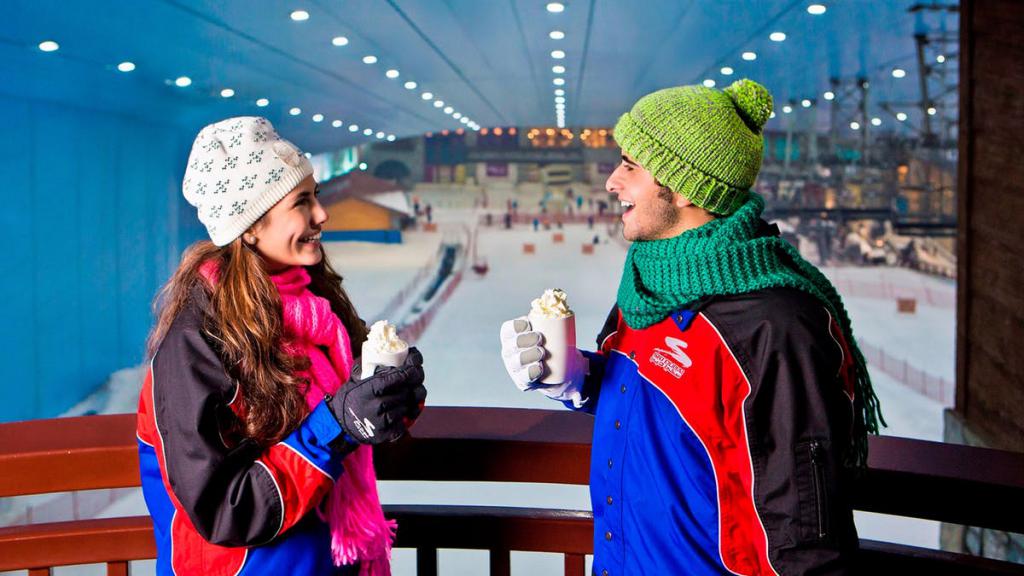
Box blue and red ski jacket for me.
[572,288,859,575]
[136,289,356,575]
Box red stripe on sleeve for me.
[258,443,335,536]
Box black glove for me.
[328,347,426,446]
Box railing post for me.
[564,553,586,576]
[489,548,510,576]
[417,547,438,576]
[106,561,129,576]
[28,569,51,576]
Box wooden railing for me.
[2,407,1023,575]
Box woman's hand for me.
[328,347,426,445]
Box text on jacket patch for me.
[650,337,693,379]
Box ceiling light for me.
[174,76,192,87]
[720,66,733,75]
[349,124,359,132]
[742,51,757,61]
[376,132,385,139]
[927,107,937,115]
[551,50,566,59]
[421,92,433,100]
[554,88,565,96]
[555,96,566,104]
[801,99,811,108]
[404,81,418,90]
[362,55,377,64]
[460,117,469,124]
[871,117,882,126]
[444,106,454,114]
[936,54,946,64]
[434,100,444,108]
[546,2,565,13]
[770,111,776,119]
[117,61,135,73]
[363,128,373,135]
[312,113,324,122]
[290,10,309,21]
[807,4,827,15]
[256,98,270,107]
[332,36,349,46]
[892,68,906,78]
[550,30,565,40]
[850,121,860,130]
[824,91,835,101]
[703,79,716,88]
[332,120,343,127]
[896,112,908,121]
[387,135,396,141]
[359,162,368,170]
[220,88,235,98]
[290,107,302,116]
[552,65,566,74]
[553,78,565,85]
[453,112,462,119]
[385,69,399,79]
[783,105,793,114]
[38,40,59,52]
[770,32,787,42]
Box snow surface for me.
[4,210,961,575]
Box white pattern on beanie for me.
[183,116,313,246]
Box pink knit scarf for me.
[200,262,395,574]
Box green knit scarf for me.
[616,192,884,468]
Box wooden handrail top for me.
[0,516,155,571]
[1,407,1023,531]
[0,413,139,497]
[866,435,1024,490]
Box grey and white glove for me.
[499,317,588,407]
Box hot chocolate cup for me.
[361,341,409,376]
[527,311,576,384]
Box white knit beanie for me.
[183,116,313,246]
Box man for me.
[500,79,882,575]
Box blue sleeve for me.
[560,350,605,415]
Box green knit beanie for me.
[613,79,773,216]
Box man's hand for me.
[500,317,546,390]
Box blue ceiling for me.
[2,1,959,153]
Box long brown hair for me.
[147,239,368,446]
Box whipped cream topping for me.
[530,288,573,319]
[366,320,408,353]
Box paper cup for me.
[527,312,576,384]
[361,342,409,377]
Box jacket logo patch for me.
[650,337,692,379]
[349,408,376,439]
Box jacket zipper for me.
[809,440,828,540]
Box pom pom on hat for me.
[724,78,773,132]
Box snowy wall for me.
[0,94,200,422]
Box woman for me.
[137,116,425,575]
